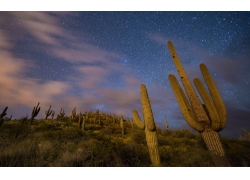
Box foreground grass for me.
[0,118,249,167]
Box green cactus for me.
[0,106,8,126]
[30,102,40,123]
[132,84,161,167]
[167,40,230,166]
[45,105,53,120]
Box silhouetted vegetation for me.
[0,117,249,167]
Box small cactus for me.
[70,107,77,122]
[30,102,40,123]
[45,105,53,120]
[82,116,86,132]
[167,40,230,166]
[132,84,161,167]
[164,115,169,130]
[120,116,124,135]
[78,112,83,128]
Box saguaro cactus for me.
[167,40,230,166]
[30,102,40,123]
[70,107,77,122]
[120,116,124,135]
[51,111,55,120]
[132,84,161,167]
[0,106,8,126]
[57,108,65,121]
[78,112,83,128]
[45,105,53,120]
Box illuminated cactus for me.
[45,105,53,120]
[167,40,230,166]
[0,106,8,126]
[132,84,161,167]
[30,102,40,123]
[120,116,124,135]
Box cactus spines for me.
[45,105,53,120]
[30,102,40,123]
[132,84,161,167]
[167,41,230,166]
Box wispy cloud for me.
[0,12,142,120]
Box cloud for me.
[0,12,143,120]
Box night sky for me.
[0,11,250,139]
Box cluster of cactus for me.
[167,41,230,166]
[30,102,40,123]
[132,84,161,167]
[45,105,53,120]
[0,107,8,126]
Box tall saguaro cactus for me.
[167,40,230,166]
[30,102,40,123]
[132,84,161,167]
[45,105,53,120]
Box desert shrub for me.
[130,129,146,145]
[0,139,38,166]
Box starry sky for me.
[0,11,249,138]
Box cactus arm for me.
[168,74,204,132]
[167,41,210,124]
[45,105,52,119]
[0,106,8,118]
[140,84,156,131]
[132,110,145,130]
[193,78,222,131]
[200,63,227,129]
